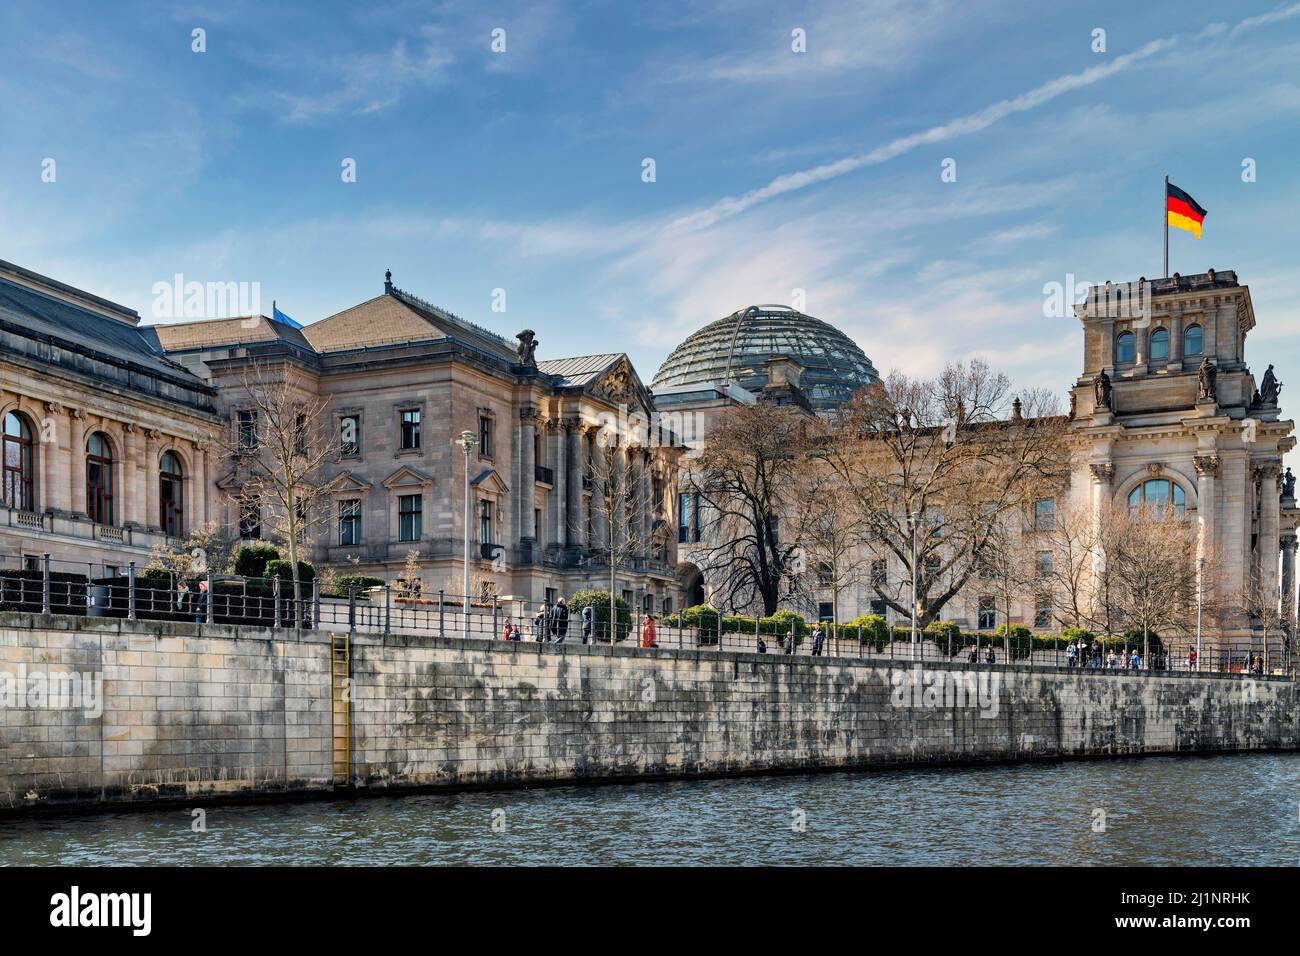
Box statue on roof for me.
[1261,364,1282,404]
[516,329,538,367]
[1283,466,1296,500]
[1198,357,1217,401]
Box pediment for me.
[591,356,653,416]
[332,469,373,493]
[470,468,510,494]
[383,465,434,489]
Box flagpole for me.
[1163,175,1169,278]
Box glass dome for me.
[651,305,878,411]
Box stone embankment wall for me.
[2,612,1296,812]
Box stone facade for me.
[153,273,683,609]
[2,613,1296,812]
[660,270,1296,651]
[0,260,223,574]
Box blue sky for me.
[4,0,1300,407]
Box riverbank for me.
[2,612,1297,815]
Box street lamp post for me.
[909,510,920,660]
[1196,556,1205,671]
[455,430,480,640]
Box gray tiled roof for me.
[0,275,214,404]
[538,353,623,387]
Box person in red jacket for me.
[640,614,658,648]
[501,621,516,641]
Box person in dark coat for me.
[810,626,825,657]
[581,604,594,643]
[194,580,209,625]
[533,605,550,642]
[550,597,570,644]
[757,637,767,654]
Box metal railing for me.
[1,553,1294,680]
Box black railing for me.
[2,553,1295,679]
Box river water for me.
[2,753,1296,866]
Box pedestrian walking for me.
[640,613,658,649]
[175,579,191,618]
[756,637,767,654]
[1066,641,1078,667]
[985,646,995,665]
[810,625,825,657]
[534,605,549,642]
[1188,647,1198,671]
[550,597,570,644]
[194,579,208,625]
[501,621,516,641]
[582,603,594,643]
[783,630,795,655]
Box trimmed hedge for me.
[845,615,889,651]
[329,575,385,600]
[568,590,631,642]
[233,544,280,578]
[265,559,316,583]
[0,568,89,614]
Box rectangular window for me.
[870,558,887,587]
[479,500,492,545]
[340,415,360,456]
[239,503,261,539]
[818,602,834,622]
[677,492,692,543]
[398,494,422,542]
[621,589,633,609]
[1034,597,1052,629]
[1036,550,1053,576]
[534,507,542,544]
[662,596,673,615]
[237,410,257,449]
[978,596,996,630]
[544,587,558,605]
[478,415,493,458]
[870,599,887,616]
[294,412,307,455]
[1033,498,1055,531]
[339,499,361,546]
[924,554,941,578]
[400,409,421,450]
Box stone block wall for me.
[2,612,1297,813]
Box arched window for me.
[1149,328,1169,361]
[160,451,184,537]
[3,412,34,511]
[1184,324,1203,357]
[86,432,114,525]
[1115,331,1136,364]
[1127,478,1187,517]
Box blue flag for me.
[273,304,302,329]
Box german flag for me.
[1167,182,1207,238]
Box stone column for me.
[195,440,210,527]
[121,424,139,527]
[1256,461,1282,602]
[1135,324,1149,372]
[69,409,87,518]
[1088,462,1114,578]
[143,430,161,531]
[1194,454,1219,564]
[564,418,582,548]
[586,425,607,553]
[550,421,565,551]
[1281,534,1297,626]
[518,407,538,562]
[1169,313,1183,365]
[41,402,68,514]
[637,448,652,561]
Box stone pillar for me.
[550,421,565,552]
[41,402,68,514]
[69,409,87,518]
[637,448,652,561]
[564,418,582,548]
[587,426,607,553]
[1256,462,1281,602]
[1088,462,1114,579]
[1281,534,1297,626]
[1135,324,1149,372]
[1194,454,1219,565]
[195,441,210,528]
[1170,313,1183,365]
[144,430,161,531]
[122,424,139,527]
[518,407,538,562]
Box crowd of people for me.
[1065,639,1144,669]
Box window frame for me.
[399,408,422,451]
[1183,324,1204,357]
[397,493,422,542]
[1149,327,1170,362]
[159,450,184,538]
[2,411,34,512]
[338,498,362,546]
[1115,330,1136,364]
[85,432,115,525]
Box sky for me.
[4,0,1300,413]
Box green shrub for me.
[569,590,631,642]
[0,569,89,615]
[763,609,807,642]
[924,620,962,655]
[233,544,280,578]
[679,603,721,643]
[845,615,889,651]
[993,623,1033,660]
[1122,627,1162,652]
[332,575,385,600]
[265,559,316,583]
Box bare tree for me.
[1105,501,1202,665]
[787,456,867,653]
[686,402,816,616]
[588,427,648,639]
[826,361,1069,628]
[218,362,339,624]
[1239,577,1285,672]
